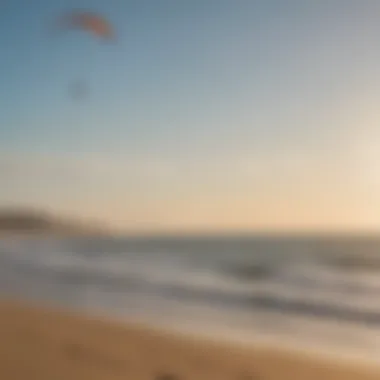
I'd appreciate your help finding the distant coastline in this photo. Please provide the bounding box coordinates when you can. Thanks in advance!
[0,208,108,237]
[2,208,380,240]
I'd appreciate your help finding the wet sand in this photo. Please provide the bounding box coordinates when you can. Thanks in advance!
[0,298,379,380]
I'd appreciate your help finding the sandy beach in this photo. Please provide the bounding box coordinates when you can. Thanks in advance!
[0,299,378,380]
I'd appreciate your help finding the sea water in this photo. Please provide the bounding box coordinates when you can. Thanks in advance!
[1,235,380,363]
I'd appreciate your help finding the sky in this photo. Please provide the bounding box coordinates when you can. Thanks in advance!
[2,0,380,233]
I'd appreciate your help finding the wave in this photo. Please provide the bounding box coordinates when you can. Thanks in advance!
[2,236,380,327]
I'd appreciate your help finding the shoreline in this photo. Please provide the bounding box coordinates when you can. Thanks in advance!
[5,292,380,369]
[0,298,379,380]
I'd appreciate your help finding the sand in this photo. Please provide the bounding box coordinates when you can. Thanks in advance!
[0,299,379,380]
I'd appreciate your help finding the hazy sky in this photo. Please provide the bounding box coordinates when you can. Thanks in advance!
[2,0,380,232]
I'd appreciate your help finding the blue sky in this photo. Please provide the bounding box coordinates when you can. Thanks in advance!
[2,1,380,232]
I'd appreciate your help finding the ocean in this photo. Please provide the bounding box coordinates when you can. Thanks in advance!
[1,235,380,363]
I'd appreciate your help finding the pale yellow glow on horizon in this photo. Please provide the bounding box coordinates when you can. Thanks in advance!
[3,126,380,234]
[61,182,380,234]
